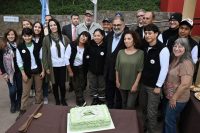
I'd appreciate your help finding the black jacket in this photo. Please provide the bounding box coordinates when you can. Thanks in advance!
[84,40,107,75]
[104,31,126,81]
[162,28,179,45]
[62,24,72,42]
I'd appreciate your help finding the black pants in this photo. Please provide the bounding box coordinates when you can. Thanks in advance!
[72,66,87,105]
[52,66,66,102]
[105,79,122,109]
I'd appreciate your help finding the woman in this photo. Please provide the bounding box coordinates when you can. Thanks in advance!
[16,28,44,117]
[22,19,33,29]
[85,29,107,105]
[0,29,22,113]
[163,38,194,133]
[115,30,144,109]
[66,31,91,106]
[42,18,70,106]
[32,21,48,104]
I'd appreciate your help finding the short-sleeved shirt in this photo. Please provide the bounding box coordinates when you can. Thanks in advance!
[115,49,144,90]
[164,60,194,102]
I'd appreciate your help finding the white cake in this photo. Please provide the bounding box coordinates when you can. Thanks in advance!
[69,105,112,131]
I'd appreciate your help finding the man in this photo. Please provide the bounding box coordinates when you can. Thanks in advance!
[140,24,170,133]
[142,11,163,43]
[102,17,112,36]
[162,12,182,45]
[167,18,198,64]
[44,15,53,35]
[62,13,79,41]
[135,9,145,38]
[105,16,128,109]
[76,10,102,38]
[61,14,79,93]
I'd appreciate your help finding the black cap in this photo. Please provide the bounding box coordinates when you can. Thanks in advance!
[102,18,111,23]
[169,13,182,23]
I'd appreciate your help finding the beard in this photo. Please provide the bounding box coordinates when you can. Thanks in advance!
[113,28,122,36]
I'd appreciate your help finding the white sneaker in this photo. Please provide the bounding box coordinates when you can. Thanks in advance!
[43,97,48,104]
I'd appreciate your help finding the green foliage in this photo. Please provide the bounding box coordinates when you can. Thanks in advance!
[0,0,160,14]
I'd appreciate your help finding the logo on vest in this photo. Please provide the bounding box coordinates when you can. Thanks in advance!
[150,59,155,64]
[100,52,104,56]
[22,49,26,53]
[86,55,90,59]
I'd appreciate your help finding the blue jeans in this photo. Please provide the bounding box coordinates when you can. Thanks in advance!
[7,71,22,106]
[164,100,187,133]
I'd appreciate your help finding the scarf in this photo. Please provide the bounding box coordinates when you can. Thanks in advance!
[50,33,61,58]
[3,45,15,84]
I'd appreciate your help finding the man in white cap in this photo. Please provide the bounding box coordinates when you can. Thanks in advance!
[76,10,102,38]
[167,18,199,64]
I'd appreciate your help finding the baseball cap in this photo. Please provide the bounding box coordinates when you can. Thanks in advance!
[169,13,182,23]
[102,18,111,23]
[180,18,193,28]
[115,12,124,18]
[85,10,93,16]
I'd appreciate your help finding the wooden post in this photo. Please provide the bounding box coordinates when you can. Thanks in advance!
[182,0,197,19]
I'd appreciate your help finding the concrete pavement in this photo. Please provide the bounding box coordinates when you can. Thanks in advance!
[0,75,92,133]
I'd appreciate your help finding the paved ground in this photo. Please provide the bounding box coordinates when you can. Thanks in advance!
[0,76,92,133]
[0,75,163,133]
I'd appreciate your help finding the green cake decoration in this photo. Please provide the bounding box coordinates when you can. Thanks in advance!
[69,104,112,131]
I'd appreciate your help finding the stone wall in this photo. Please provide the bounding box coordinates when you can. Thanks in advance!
[0,11,171,38]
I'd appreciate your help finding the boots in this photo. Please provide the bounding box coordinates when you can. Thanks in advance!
[10,103,16,113]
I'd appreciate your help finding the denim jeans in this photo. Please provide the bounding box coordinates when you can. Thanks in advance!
[7,71,22,106]
[164,100,187,133]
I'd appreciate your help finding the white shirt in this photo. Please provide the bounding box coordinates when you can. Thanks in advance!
[50,40,67,67]
[191,45,198,64]
[112,33,122,52]
[157,47,170,87]
[16,44,38,70]
[65,44,84,66]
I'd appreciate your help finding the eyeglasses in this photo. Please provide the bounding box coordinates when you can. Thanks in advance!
[137,15,144,18]
[143,17,150,20]
[113,24,122,27]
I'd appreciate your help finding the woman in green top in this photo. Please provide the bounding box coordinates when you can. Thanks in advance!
[115,30,144,109]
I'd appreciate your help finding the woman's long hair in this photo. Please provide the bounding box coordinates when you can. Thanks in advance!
[123,30,141,49]
[48,18,64,44]
[3,29,18,44]
[171,38,193,65]
[32,21,44,40]
[92,28,105,45]
[75,31,91,46]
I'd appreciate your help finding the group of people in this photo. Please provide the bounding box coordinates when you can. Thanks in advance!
[0,9,199,133]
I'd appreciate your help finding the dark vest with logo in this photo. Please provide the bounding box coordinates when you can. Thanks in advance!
[141,40,165,88]
[17,41,42,78]
[69,42,88,75]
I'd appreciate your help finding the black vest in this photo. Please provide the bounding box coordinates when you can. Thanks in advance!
[141,41,166,87]
[17,41,42,78]
[69,42,88,75]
